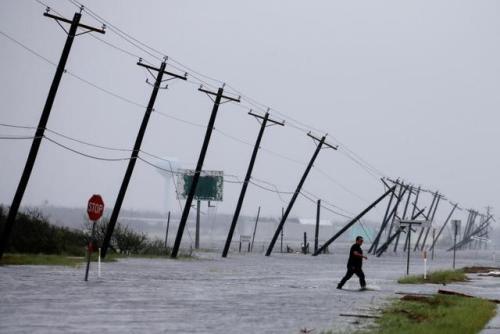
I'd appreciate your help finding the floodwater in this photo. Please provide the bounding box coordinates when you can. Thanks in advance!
[1,245,499,333]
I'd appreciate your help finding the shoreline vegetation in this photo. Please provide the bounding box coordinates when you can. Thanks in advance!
[0,206,192,266]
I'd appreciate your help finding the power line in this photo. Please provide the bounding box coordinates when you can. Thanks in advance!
[0,30,57,67]
[62,0,386,181]
[28,2,385,186]
[0,135,40,140]
[44,135,130,161]
[9,3,472,215]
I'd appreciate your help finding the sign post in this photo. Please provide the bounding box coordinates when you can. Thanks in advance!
[85,194,104,281]
[396,219,430,276]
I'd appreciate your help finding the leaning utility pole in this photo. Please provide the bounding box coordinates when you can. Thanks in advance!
[368,179,397,253]
[370,181,408,254]
[171,86,240,258]
[0,8,105,259]
[383,184,407,246]
[414,191,438,251]
[404,186,421,252]
[393,185,413,252]
[222,111,284,257]
[420,193,442,250]
[101,59,187,258]
[313,186,396,256]
[429,203,458,251]
[266,133,337,256]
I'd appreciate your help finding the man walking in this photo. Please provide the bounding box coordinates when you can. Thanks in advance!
[337,236,367,290]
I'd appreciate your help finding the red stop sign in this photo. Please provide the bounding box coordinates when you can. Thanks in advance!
[87,194,104,221]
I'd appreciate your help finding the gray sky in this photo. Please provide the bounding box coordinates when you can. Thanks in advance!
[0,0,499,224]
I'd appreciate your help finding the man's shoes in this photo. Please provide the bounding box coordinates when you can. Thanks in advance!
[336,285,342,290]
[360,286,367,291]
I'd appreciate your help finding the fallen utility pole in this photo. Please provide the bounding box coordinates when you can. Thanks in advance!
[420,193,443,250]
[429,203,458,251]
[222,111,284,257]
[448,215,493,251]
[373,185,408,254]
[383,184,408,247]
[376,208,426,257]
[404,186,421,252]
[265,133,337,256]
[0,8,105,259]
[393,186,413,252]
[101,59,186,258]
[414,191,438,251]
[368,179,397,253]
[313,186,396,256]
[171,86,240,258]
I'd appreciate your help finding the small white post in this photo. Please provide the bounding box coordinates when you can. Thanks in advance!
[423,251,427,280]
[98,247,101,278]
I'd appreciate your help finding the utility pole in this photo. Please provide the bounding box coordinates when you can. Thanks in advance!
[266,133,337,256]
[313,186,396,256]
[420,193,442,250]
[315,199,321,253]
[429,203,458,252]
[414,191,438,251]
[383,184,407,246]
[452,220,460,269]
[101,59,187,258]
[404,186,421,252]
[195,199,201,249]
[393,186,412,252]
[368,179,396,254]
[250,206,261,252]
[280,207,285,253]
[375,207,426,257]
[0,8,105,259]
[171,86,240,258]
[372,183,408,254]
[222,111,284,257]
[164,211,171,249]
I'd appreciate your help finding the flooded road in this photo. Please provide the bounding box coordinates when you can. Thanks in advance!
[1,246,498,333]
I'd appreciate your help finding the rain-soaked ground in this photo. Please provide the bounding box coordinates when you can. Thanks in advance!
[1,245,499,333]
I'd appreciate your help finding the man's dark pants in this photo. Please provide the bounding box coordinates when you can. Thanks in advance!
[338,265,366,288]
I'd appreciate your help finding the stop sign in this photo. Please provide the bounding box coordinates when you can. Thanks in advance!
[87,194,104,221]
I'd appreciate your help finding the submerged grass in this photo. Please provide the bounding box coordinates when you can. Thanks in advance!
[363,294,496,334]
[0,251,193,267]
[398,269,467,284]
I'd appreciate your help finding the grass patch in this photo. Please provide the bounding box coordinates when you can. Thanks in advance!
[0,253,121,267]
[0,251,195,267]
[0,253,85,267]
[398,269,467,284]
[363,294,496,334]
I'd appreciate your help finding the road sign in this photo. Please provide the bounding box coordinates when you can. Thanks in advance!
[394,219,431,229]
[87,194,104,221]
[85,194,104,282]
[177,169,223,201]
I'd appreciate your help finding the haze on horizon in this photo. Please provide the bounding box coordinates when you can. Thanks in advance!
[1,0,498,226]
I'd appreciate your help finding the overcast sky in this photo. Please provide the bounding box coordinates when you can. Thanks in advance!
[0,0,498,224]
